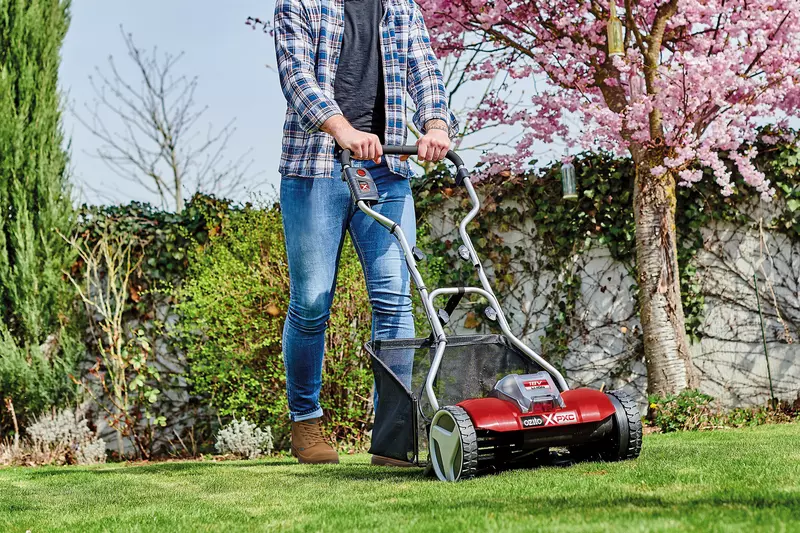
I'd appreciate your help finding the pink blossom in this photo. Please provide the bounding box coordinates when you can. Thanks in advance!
[678,168,704,187]
[417,0,800,199]
[650,166,667,177]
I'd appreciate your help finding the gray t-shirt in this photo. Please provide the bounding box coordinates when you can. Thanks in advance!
[333,0,386,142]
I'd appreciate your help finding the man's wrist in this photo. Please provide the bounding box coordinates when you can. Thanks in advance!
[423,119,449,134]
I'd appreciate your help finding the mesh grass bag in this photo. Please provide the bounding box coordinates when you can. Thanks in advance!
[367,335,542,463]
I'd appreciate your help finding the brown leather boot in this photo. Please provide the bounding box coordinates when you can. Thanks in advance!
[371,455,414,467]
[291,418,339,464]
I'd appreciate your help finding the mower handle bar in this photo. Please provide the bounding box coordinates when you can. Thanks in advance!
[339,145,471,186]
[340,145,571,409]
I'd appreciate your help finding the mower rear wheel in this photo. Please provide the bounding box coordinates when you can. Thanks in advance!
[602,389,643,461]
[429,406,478,482]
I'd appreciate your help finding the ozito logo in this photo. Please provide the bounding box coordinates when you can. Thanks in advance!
[542,410,579,426]
[359,182,371,192]
[521,411,578,429]
[520,415,545,428]
[523,379,549,390]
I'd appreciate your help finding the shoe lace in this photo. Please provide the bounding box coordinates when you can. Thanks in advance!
[297,421,324,443]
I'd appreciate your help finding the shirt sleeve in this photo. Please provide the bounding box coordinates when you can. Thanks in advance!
[274,0,342,133]
[406,0,459,138]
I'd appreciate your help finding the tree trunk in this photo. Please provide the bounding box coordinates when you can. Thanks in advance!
[634,149,697,397]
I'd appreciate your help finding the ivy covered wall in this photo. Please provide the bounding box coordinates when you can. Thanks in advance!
[414,132,800,406]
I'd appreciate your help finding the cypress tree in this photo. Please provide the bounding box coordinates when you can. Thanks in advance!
[0,0,80,431]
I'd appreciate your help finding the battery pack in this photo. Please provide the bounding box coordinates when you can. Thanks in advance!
[490,372,566,413]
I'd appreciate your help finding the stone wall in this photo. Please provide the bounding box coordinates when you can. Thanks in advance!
[426,199,799,407]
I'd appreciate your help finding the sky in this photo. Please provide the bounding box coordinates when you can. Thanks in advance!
[59,1,557,208]
[60,1,283,206]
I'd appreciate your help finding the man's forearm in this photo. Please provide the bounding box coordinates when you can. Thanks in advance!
[321,114,352,137]
[406,2,459,139]
[328,116,448,137]
[274,0,342,133]
[322,115,384,162]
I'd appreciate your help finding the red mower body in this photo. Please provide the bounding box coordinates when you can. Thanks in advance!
[458,388,617,433]
[456,383,623,452]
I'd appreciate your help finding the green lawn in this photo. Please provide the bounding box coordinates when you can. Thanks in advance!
[1,423,799,533]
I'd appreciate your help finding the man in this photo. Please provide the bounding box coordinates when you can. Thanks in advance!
[274,0,457,464]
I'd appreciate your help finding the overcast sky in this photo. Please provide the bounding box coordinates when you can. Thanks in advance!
[60,1,282,206]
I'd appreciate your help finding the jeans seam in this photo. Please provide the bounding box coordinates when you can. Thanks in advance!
[349,225,376,306]
[292,407,324,422]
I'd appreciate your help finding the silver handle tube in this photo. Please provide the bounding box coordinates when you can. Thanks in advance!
[341,147,471,185]
[356,197,449,410]
[425,341,448,412]
[428,287,569,392]
[356,200,446,341]
[456,179,569,390]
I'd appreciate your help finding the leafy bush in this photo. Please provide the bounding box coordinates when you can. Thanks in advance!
[649,389,796,432]
[1,404,106,466]
[177,206,373,450]
[76,195,226,295]
[649,389,716,432]
[215,418,273,459]
[0,329,83,435]
[74,195,235,457]
[65,227,167,460]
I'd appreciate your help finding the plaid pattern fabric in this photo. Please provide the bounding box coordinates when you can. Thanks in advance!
[274,0,458,178]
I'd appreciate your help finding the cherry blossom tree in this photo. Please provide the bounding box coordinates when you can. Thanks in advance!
[417,0,800,395]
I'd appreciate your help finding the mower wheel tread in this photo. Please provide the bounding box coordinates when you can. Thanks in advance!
[605,389,642,461]
[443,406,479,480]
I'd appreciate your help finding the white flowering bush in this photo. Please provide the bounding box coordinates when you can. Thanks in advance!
[215,418,273,459]
[1,404,107,466]
[0,442,13,465]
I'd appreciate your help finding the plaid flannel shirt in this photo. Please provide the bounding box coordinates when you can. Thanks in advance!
[274,0,458,178]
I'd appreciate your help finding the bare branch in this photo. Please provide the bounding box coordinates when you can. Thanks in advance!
[73,26,258,212]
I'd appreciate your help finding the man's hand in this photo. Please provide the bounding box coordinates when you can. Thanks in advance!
[416,129,450,162]
[322,115,383,163]
[412,119,450,162]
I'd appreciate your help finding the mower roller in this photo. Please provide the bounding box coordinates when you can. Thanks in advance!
[340,146,642,482]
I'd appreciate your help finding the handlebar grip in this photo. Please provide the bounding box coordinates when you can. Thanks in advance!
[339,146,470,186]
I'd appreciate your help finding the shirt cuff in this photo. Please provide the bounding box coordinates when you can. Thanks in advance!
[299,98,343,133]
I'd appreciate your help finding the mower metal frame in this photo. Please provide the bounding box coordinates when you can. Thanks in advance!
[340,146,569,413]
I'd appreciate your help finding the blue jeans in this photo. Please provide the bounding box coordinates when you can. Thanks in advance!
[280,161,415,422]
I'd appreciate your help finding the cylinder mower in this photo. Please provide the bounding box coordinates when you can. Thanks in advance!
[340,146,642,482]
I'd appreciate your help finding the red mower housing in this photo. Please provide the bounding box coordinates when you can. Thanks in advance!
[454,372,627,454]
[459,388,617,434]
